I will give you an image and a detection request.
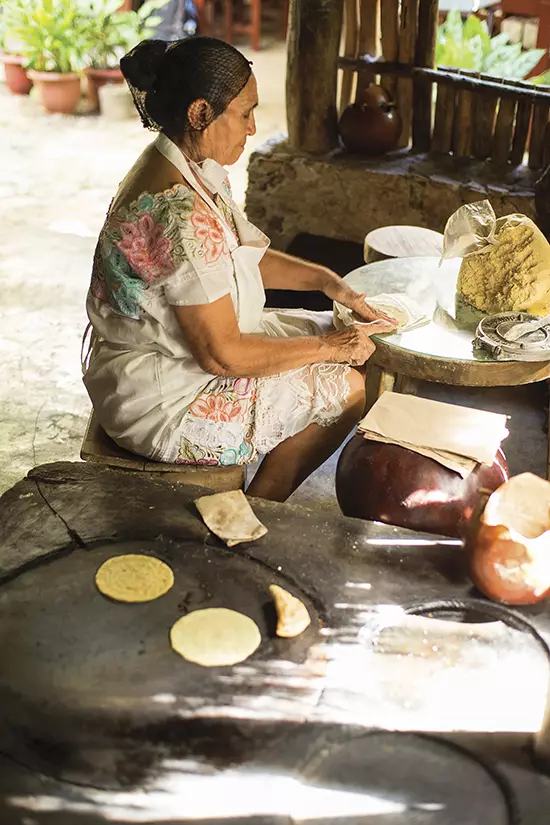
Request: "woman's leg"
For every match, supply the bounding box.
[246,367,366,502]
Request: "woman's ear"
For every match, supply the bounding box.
[187,99,214,130]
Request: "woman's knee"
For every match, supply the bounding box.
[345,366,367,407]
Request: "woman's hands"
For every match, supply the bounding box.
[324,276,397,326]
[328,321,397,366]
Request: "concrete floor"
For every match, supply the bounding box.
[1,39,548,513]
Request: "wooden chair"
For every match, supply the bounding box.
[80,410,245,492]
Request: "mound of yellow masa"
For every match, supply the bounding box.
[456,216,550,317]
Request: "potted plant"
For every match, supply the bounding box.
[83,0,169,112]
[0,0,33,95]
[10,0,90,114]
[437,10,549,83]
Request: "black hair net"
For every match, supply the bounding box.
[120,36,253,137]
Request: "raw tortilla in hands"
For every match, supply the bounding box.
[333,293,429,333]
[195,490,268,547]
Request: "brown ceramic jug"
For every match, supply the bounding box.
[339,83,402,155]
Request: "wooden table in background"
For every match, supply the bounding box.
[343,256,550,476]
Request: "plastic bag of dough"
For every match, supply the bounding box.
[441,199,550,316]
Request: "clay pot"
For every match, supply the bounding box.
[85,67,124,113]
[27,71,82,115]
[468,473,550,605]
[335,435,508,539]
[1,53,33,96]
[339,83,402,155]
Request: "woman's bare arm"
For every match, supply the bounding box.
[171,294,393,378]
[259,249,397,325]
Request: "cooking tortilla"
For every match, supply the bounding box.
[195,490,268,547]
[170,607,261,666]
[95,554,174,603]
[269,584,311,638]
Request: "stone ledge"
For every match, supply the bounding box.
[245,136,539,250]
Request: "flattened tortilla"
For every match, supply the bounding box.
[95,554,174,603]
[170,608,261,667]
[269,584,311,638]
[195,490,268,547]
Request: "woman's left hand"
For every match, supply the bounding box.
[331,282,398,327]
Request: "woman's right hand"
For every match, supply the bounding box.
[329,320,396,366]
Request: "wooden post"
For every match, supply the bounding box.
[286,0,344,154]
[543,122,550,170]
[453,89,474,157]
[529,102,550,170]
[380,0,399,100]
[432,82,455,154]
[397,0,419,148]
[339,0,359,116]
[412,0,438,152]
[355,0,380,99]
[472,93,498,160]
[492,98,517,166]
[510,98,533,166]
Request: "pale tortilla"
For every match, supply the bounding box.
[170,607,261,667]
[195,490,268,547]
[269,584,311,638]
[95,554,174,603]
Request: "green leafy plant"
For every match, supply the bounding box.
[437,10,549,85]
[0,0,35,56]
[82,0,169,70]
[5,0,91,72]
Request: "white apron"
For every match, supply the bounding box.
[84,135,344,463]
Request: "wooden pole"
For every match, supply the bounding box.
[286,0,344,154]
[543,122,550,170]
[529,102,550,170]
[380,0,399,100]
[355,0,380,99]
[339,0,359,116]
[452,89,474,158]
[397,0,419,148]
[412,0,438,152]
[510,98,533,166]
[431,82,455,154]
[492,98,517,166]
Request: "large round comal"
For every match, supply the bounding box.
[336,435,509,539]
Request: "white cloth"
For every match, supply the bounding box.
[333,293,430,334]
[83,135,350,463]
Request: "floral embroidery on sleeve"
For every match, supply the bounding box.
[90,183,237,318]
[117,213,175,282]
[190,198,229,264]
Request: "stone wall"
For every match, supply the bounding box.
[246,137,539,250]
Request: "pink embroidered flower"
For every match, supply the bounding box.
[117,214,174,282]
[191,199,229,263]
[189,393,244,423]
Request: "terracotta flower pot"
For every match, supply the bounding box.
[85,67,124,113]
[1,53,33,96]
[27,71,82,115]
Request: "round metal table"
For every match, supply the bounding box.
[343,256,550,474]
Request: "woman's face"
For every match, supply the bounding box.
[198,73,258,166]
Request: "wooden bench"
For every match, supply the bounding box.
[80,411,246,492]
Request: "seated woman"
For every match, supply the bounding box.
[83,36,396,502]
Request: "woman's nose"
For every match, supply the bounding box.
[247,112,257,137]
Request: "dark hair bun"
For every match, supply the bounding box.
[120,39,169,94]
